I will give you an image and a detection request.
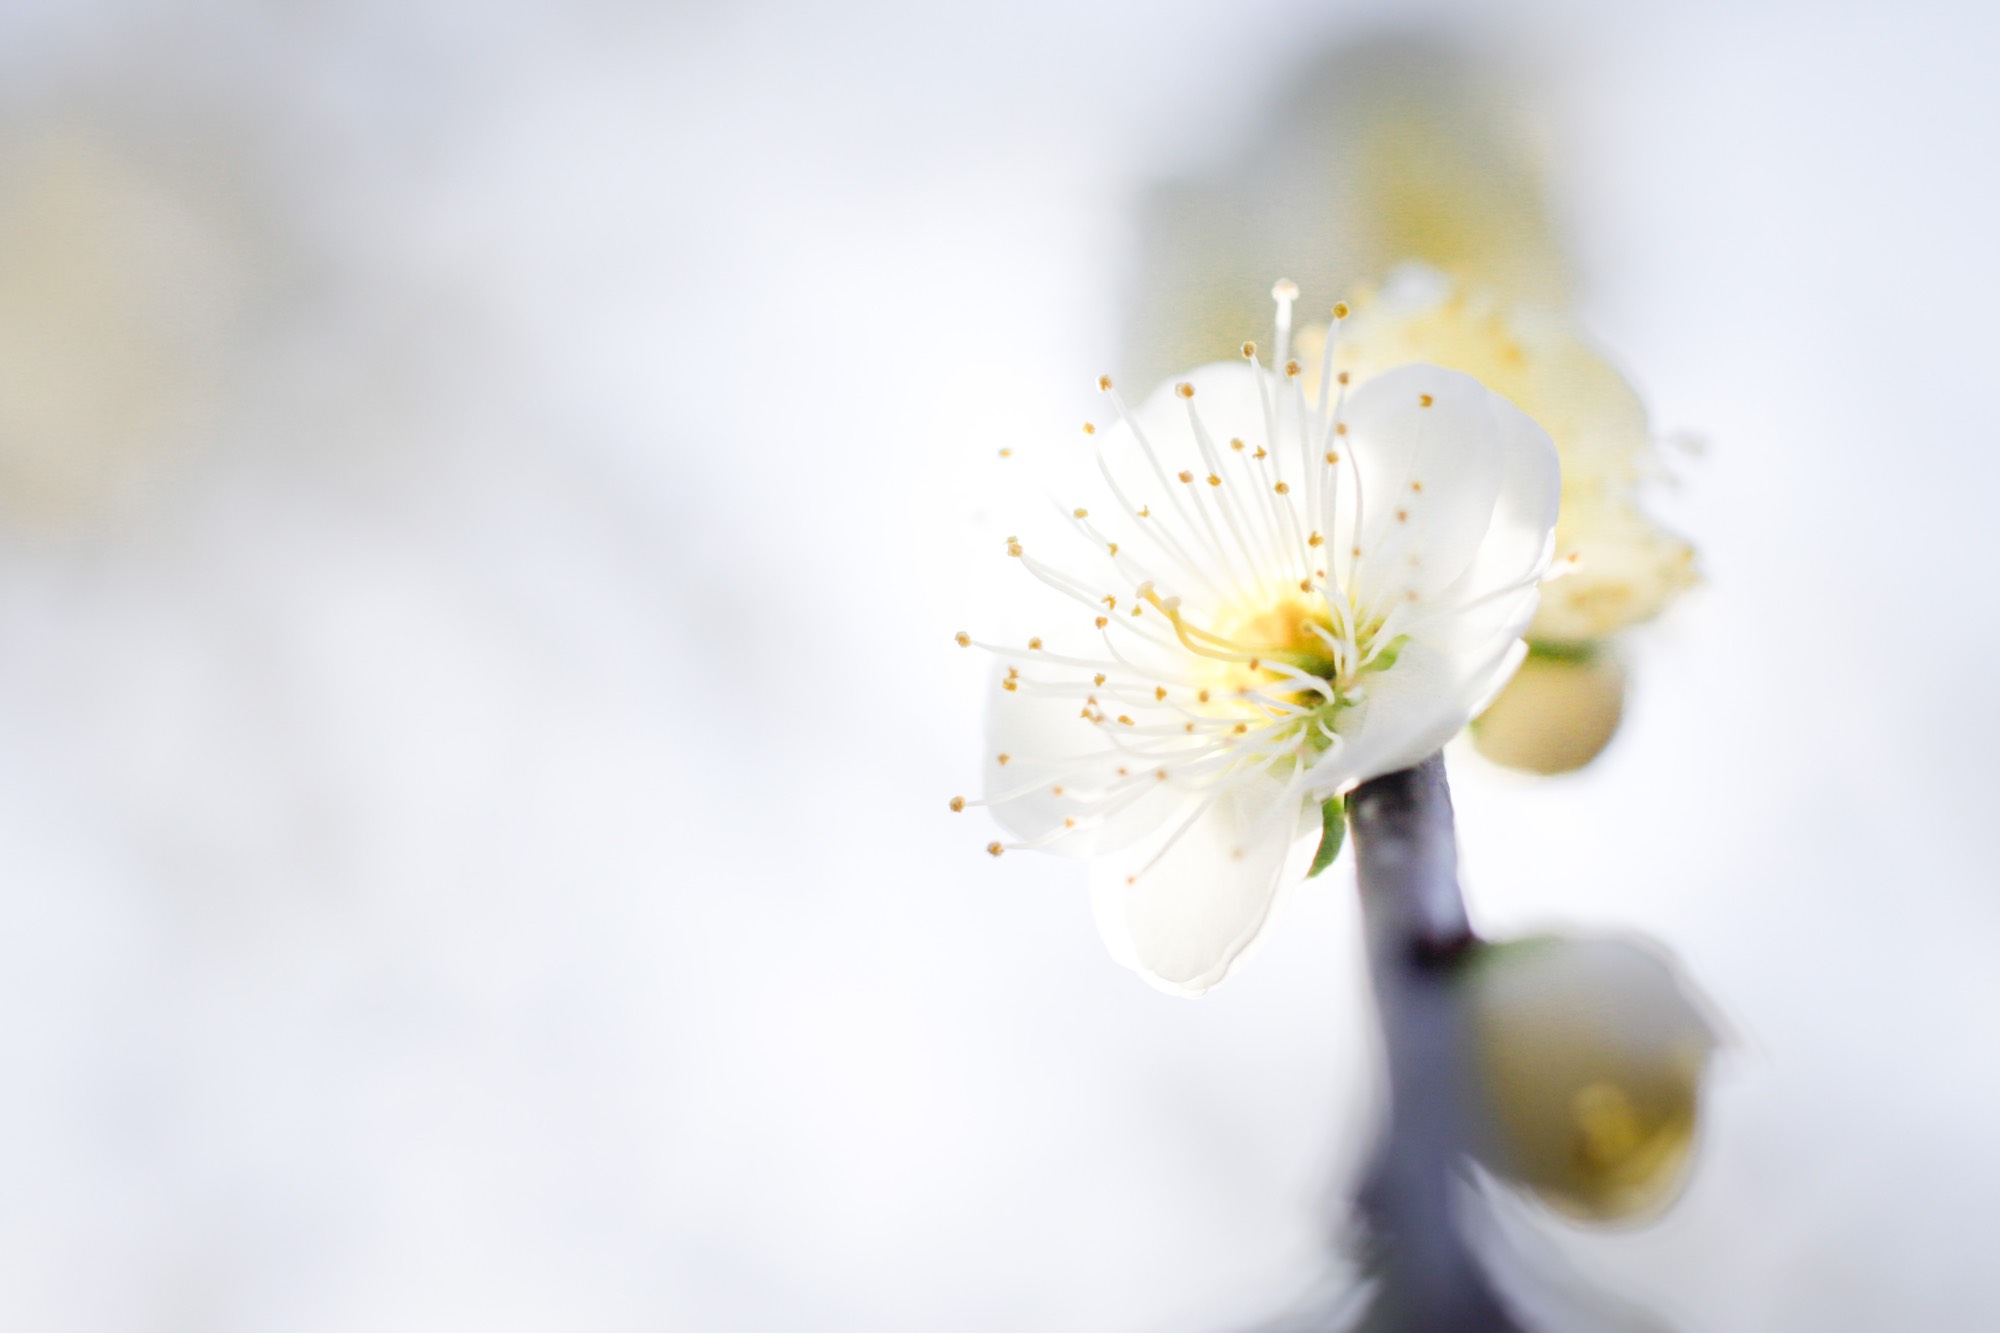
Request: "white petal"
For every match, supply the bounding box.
[1088,776,1319,997]
[983,670,1183,858]
[1340,365,1509,604]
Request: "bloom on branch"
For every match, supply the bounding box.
[1297,266,1699,773]
[957,289,1560,995]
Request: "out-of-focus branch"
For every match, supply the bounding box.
[1346,754,1523,1332]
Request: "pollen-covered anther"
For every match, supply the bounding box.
[1230,438,1246,452]
[949,796,965,812]
[1094,615,1108,628]
[1198,689,1211,702]
[1073,507,1088,519]
[1335,422,1348,436]
[1285,360,1301,378]
[1308,531,1324,547]
[1333,301,1350,320]
[1101,595,1117,609]
[998,448,1013,458]
[1027,637,1043,650]
[1298,578,1313,592]
[1107,541,1119,556]
[1337,371,1350,386]
[1274,481,1290,495]
[987,842,1004,857]
[1097,374,1113,392]
[1176,382,1195,399]
[1051,785,1064,796]
[1419,393,1435,408]
[1006,538,1023,557]
[1240,341,1257,359]
[1207,474,1221,486]
[1093,673,1107,686]
[1179,470,1194,483]
[1411,481,1423,493]
[954,631,971,647]
[1001,678,1018,692]
[1324,451,1340,465]
[1082,421,1097,435]
[997,753,1011,766]
[1253,446,1268,460]
[1396,509,1409,522]
[1118,715,1135,726]
[1154,686,1168,701]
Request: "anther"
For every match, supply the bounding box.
[1073,507,1089,518]
[1118,715,1135,726]
[1095,616,1108,629]
[954,631,971,647]
[1176,382,1194,399]
[1006,538,1023,557]
[1097,374,1113,391]
[1285,360,1301,378]
[1298,578,1312,591]
[949,796,965,812]
[1093,673,1107,686]
[1028,637,1043,650]
[1324,451,1340,464]
[1106,542,1119,556]
[1198,689,1211,702]
[1154,686,1168,701]
[1253,446,1268,459]
[1337,371,1350,386]
[1410,481,1423,493]
[1274,481,1290,495]
[1271,279,1299,302]
[1333,301,1350,319]
[1335,422,1348,436]
[1082,421,1097,435]
[987,842,1004,857]
[998,448,1013,458]
[1179,470,1194,483]
[1419,393,1434,408]
[997,753,1011,765]
[1207,474,1221,486]
[1230,438,1246,452]
[1396,509,1409,522]
[1240,341,1257,359]
[1101,595,1116,609]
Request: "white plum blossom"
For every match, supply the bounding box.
[956,288,1562,996]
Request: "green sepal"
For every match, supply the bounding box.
[1307,795,1347,878]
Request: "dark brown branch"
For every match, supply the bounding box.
[1345,754,1523,1332]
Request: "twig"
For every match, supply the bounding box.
[1345,754,1522,1331]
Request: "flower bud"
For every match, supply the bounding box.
[1470,645,1625,775]
[1458,933,1720,1222]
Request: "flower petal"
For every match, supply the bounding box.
[1088,776,1319,996]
